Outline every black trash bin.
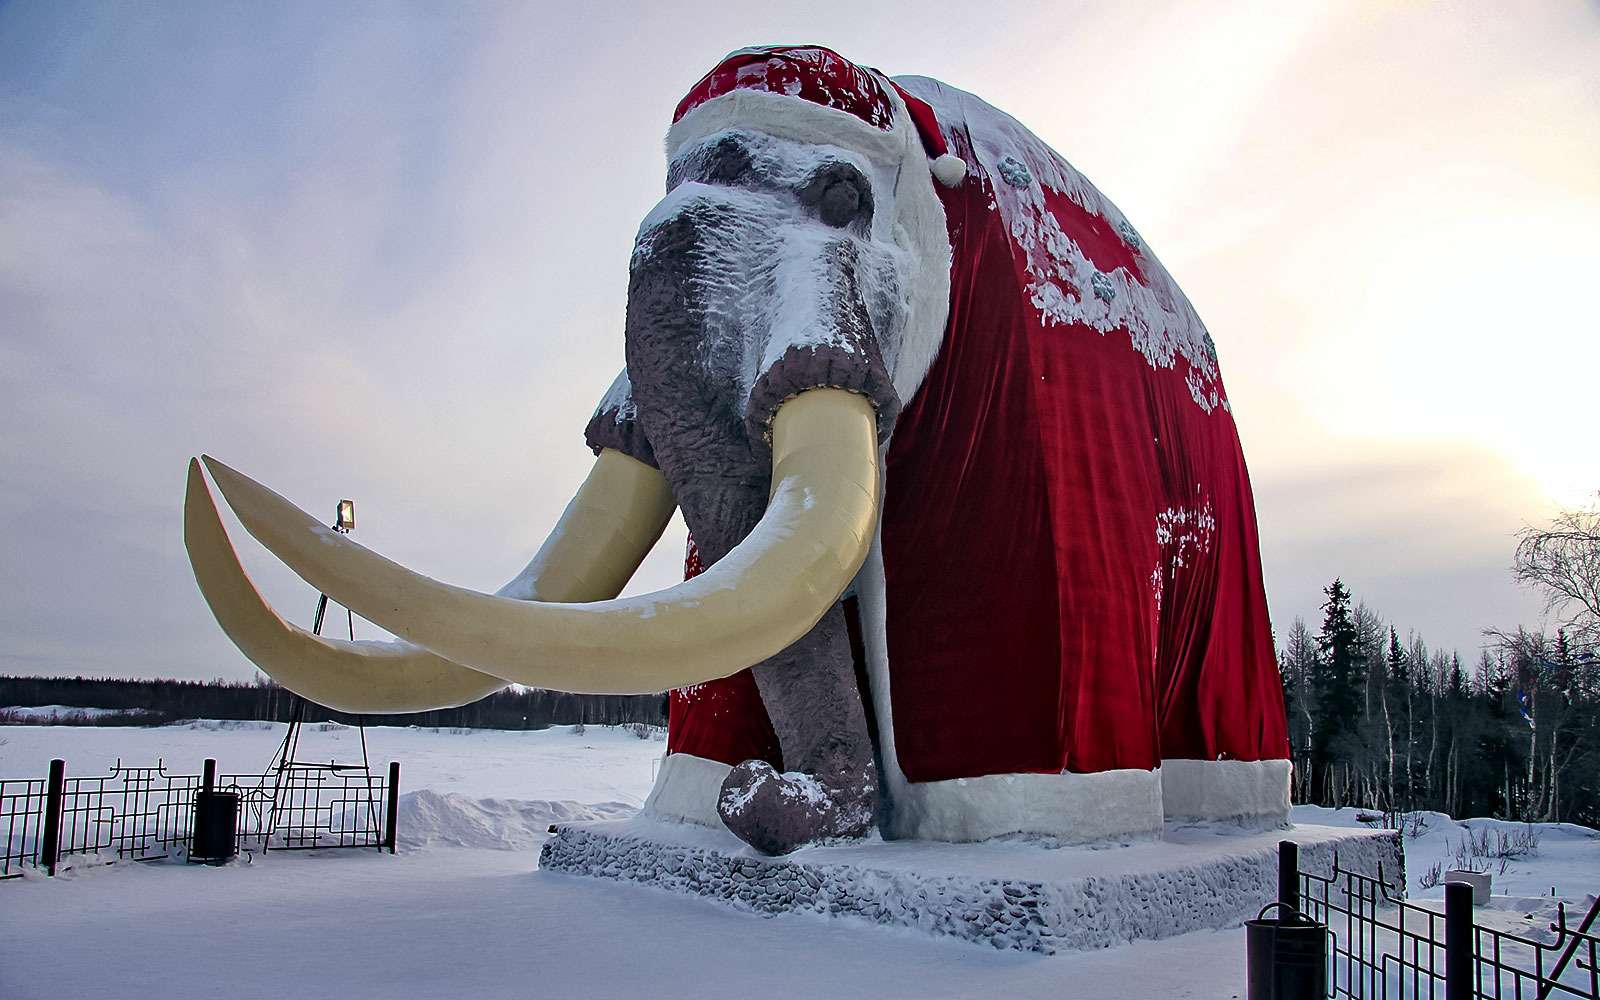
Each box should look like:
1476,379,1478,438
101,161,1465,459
190,790,239,864
1246,902,1327,1000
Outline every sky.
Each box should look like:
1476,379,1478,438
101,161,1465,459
1,0,1596,682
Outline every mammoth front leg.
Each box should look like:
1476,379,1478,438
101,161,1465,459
717,604,878,854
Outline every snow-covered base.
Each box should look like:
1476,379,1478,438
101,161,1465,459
540,817,1402,954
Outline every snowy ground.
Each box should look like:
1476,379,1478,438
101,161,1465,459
1,722,1596,999
1293,803,1599,902
0,718,666,805
0,704,155,723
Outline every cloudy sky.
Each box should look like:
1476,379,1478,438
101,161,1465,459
2,1,1595,681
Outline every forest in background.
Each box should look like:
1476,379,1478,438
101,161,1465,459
1281,496,1600,828
0,674,666,731
1277,579,1598,828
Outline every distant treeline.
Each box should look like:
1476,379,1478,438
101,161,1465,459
1280,578,1599,829
0,674,668,730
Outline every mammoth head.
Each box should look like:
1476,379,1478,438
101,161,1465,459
622,64,964,445
183,47,962,711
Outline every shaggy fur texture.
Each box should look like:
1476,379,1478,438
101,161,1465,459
621,201,881,854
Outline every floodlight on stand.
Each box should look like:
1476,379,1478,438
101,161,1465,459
312,499,357,639
263,491,376,852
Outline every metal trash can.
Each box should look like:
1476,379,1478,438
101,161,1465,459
190,790,239,863
1246,901,1327,1000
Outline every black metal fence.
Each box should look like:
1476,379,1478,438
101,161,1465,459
1275,840,1598,999
2,756,400,879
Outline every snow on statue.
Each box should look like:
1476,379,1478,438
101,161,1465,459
183,46,1291,856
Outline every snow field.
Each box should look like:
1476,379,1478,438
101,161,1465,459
1292,804,1599,902
1,722,1595,999
0,718,666,804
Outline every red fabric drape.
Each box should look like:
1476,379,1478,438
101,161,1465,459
661,50,1289,780
879,79,1289,779
666,536,783,767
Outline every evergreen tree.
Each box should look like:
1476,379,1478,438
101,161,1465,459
1311,579,1361,802
1384,627,1409,809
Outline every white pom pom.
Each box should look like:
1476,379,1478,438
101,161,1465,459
930,153,967,187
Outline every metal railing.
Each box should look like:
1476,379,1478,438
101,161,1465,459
0,775,49,878
2,756,400,879
1275,840,1599,999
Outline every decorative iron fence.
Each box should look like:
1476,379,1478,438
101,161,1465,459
1273,840,1599,999
0,775,49,878
1,756,400,879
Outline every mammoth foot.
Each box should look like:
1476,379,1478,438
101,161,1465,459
717,758,877,855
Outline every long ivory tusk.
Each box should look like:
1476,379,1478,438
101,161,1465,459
184,449,677,711
203,388,879,694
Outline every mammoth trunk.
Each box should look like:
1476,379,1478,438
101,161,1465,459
621,185,883,853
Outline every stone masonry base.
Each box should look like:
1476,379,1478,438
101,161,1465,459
538,817,1402,955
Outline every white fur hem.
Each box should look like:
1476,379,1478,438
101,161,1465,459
667,89,903,166
1160,758,1291,826
891,767,1165,844
639,753,1292,840
641,752,731,828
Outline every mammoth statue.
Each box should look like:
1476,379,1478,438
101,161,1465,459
186,46,1291,856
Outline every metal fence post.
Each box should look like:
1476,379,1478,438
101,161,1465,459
383,761,400,854
1278,840,1300,915
39,759,65,876
201,758,216,795
1445,880,1474,1000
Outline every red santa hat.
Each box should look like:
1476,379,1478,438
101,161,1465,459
672,45,967,187
665,45,960,406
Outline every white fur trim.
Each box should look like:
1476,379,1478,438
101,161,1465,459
667,89,902,166
1160,758,1292,826
893,767,1165,844
930,153,967,187
665,87,952,405
854,503,910,825
641,752,732,828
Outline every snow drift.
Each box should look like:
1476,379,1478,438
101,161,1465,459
397,790,637,851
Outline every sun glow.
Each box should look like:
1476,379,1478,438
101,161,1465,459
1311,207,1600,509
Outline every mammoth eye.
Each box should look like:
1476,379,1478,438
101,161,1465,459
818,180,861,227
800,163,871,228
703,135,755,184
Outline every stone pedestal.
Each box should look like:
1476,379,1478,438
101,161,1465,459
539,817,1402,954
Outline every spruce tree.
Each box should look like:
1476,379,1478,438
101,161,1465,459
1384,627,1408,809
1311,578,1361,802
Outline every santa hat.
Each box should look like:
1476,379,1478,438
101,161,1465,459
672,45,966,187
885,80,968,187
666,45,959,405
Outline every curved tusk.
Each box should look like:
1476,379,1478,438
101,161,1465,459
185,458,504,713
494,449,681,604
203,388,880,694
185,448,678,712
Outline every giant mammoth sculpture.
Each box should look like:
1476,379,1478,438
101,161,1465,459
186,45,1291,856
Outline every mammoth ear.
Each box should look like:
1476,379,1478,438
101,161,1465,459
584,369,658,471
